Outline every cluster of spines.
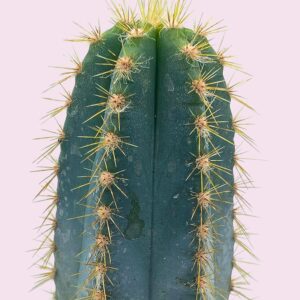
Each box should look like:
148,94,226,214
180,23,255,299
32,150,62,290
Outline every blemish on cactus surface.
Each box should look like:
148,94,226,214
125,194,145,240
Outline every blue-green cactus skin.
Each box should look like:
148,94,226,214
76,28,157,299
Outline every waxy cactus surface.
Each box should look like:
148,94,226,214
34,1,255,299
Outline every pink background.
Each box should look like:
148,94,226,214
1,0,300,299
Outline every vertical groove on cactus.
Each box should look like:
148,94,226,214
34,1,255,299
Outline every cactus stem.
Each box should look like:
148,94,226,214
66,22,102,44
35,4,255,297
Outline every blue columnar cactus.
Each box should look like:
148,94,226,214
34,1,255,299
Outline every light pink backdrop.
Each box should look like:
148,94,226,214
1,0,300,299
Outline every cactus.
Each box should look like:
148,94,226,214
34,1,255,299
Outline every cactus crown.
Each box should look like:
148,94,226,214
33,1,255,299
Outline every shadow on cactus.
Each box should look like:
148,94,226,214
33,0,256,299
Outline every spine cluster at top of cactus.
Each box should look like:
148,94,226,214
33,1,255,299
